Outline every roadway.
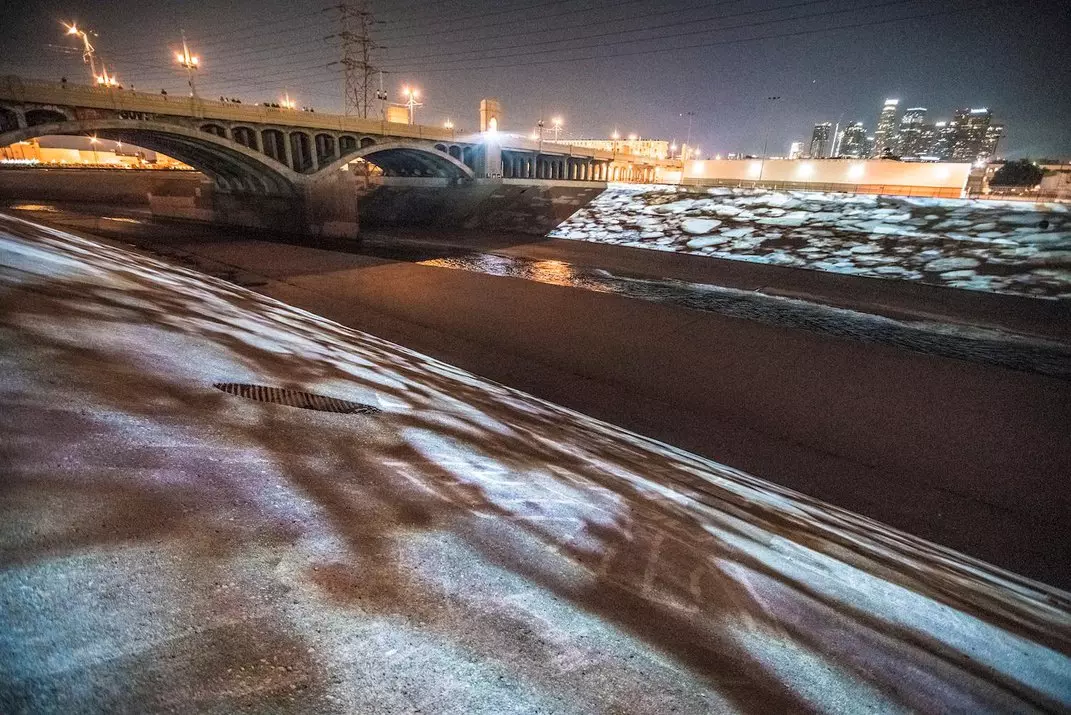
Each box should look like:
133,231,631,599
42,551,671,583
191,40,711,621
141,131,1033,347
1,211,1069,713
8,203,1070,590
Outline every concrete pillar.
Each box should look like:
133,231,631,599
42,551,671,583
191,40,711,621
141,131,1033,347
252,128,262,153
282,132,293,170
309,136,319,172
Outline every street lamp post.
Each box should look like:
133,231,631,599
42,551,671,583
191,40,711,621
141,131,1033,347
88,135,100,165
551,116,563,142
758,96,781,184
175,31,200,98
402,86,422,125
64,23,98,84
680,111,695,160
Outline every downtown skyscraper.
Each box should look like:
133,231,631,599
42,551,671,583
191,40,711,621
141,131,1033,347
872,99,900,157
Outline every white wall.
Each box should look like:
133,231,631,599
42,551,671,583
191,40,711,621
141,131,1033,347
683,159,972,195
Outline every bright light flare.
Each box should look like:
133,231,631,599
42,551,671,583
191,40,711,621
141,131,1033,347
552,116,562,128
443,119,453,129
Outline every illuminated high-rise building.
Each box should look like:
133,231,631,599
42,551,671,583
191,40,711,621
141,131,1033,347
788,141,804,160
949,107,993,161
810,122,833,158
872,98,900,157
982,123,1005,160
839,122,868,158
896,107,928,157
929,121,952,158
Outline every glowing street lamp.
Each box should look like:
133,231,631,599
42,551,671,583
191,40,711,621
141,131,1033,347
443,119,453,129
95,61,119,87
402,86,423,125
551,116,563,141
175,31,200,98
64,22,98,83
280,92,296,110
88,135,100,165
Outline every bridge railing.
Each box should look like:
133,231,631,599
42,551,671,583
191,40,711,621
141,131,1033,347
0,75,469,141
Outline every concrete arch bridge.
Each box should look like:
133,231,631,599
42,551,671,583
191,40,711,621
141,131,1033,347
0,76,677,236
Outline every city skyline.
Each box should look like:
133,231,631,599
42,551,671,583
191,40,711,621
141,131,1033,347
0,0,1069,159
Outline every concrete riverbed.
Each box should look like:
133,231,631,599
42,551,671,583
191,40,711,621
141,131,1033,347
6,204,1070,591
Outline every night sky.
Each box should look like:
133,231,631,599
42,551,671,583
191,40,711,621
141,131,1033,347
2,0,1069,158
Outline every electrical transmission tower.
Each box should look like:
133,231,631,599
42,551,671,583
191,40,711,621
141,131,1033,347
332,2,379,118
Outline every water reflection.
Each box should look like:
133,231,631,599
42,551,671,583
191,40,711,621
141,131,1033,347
419,251,1071,380
420,255,617,294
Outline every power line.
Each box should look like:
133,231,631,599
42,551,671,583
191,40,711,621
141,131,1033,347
385,1,1008,74
381,0,850,65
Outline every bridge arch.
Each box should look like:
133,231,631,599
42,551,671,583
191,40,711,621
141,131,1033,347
0,118,301,195
25,107,71,127
312,140,477,182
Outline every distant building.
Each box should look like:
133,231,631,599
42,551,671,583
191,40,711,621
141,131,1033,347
982,123,1005,159
788,141,804,160
385,105,410,124
872,98,900,157
930,121,954,158
547,138,671,160
0,138,191,169
810,122,833,158
838,122,868,158
896,107,928,157
949,107,993,161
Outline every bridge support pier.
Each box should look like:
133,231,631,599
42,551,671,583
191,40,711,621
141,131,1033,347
147,173,361,240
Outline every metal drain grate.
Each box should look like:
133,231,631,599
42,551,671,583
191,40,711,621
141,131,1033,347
213,383,381,415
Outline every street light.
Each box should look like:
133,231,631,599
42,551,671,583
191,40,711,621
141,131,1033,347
95,61,119,87
759,96,782,184
175,31,199,98
64,22,98,83
402,86,423,125
88,135,100,165
443,119,453,129
280,92,296,110
551,116,563,142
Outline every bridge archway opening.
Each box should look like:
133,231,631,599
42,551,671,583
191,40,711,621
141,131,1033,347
261,129,285,163
289,132,313,172
314,140,477,183
0,107,18,133
0,119,299,196
232,126,257,149
339,135,357,155
200,123,226,138
359,137,376,148
315,133,336,163
25,108,68,127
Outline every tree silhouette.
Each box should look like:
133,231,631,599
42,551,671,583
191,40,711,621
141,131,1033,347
991,160,1044,187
